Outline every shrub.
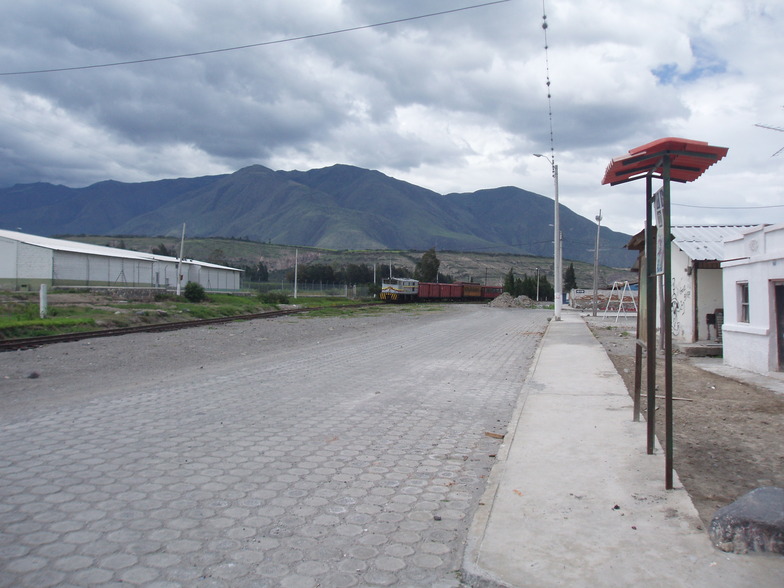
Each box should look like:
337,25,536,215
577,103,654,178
183,282,207,302
258,291,289,305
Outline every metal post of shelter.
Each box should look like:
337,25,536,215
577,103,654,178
662,155,675,489
645,175,657,454
601,137,728,490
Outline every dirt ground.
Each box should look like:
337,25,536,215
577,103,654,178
584,315,784,529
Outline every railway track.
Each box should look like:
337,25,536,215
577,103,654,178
0,306,324,352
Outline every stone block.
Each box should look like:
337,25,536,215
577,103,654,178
709,487,784,555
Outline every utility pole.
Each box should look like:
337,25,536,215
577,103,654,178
534,154,562,320
592,210,602,317
176,223,185,296
294,248,298,299
535,267,540,302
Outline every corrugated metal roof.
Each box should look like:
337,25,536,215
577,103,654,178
671,225,754,261
0,229,241,272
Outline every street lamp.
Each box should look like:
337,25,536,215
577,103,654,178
534,153,561,320
592,210,602,317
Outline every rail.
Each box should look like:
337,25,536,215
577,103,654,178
0,305,370,352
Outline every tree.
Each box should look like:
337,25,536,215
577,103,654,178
151,243,176,257
538,274,554,301
503,268,516,295
414,248,440,282
564,263,577,291
243,261,269,282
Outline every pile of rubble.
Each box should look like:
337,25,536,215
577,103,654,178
488,292,536,308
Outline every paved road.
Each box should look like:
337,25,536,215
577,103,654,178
0,305,549,587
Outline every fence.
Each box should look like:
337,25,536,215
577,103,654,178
245,281,372,299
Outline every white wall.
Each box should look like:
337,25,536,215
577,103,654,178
0,237,18,281
671,247,693,342
0,240,54,289
722,224,784,373
1,233,241,291
695,267,723,341
671,246,725,343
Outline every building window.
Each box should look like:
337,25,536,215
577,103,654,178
738,282,749,323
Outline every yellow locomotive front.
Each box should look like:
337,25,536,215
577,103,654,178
380,278,419,302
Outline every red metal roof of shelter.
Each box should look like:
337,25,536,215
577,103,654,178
601,137,728,186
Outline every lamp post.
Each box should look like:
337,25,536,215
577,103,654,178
534,153,561,320
592,210,602,317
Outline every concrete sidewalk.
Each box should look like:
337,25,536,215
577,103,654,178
462,313,783,587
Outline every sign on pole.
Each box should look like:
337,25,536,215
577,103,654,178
654,187,665,275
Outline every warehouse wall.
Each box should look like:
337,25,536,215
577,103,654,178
0,239,54,290
1,235,241,292
53,251,158,287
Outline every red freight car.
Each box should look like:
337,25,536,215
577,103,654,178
418,282,462,299
481,285,503,299
417,282,440,299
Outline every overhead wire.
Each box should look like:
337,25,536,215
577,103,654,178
672,202,784,210
0,0,511,76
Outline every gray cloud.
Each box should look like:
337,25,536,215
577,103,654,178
0,0,782,234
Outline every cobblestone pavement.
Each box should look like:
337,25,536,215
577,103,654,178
0,305,549,587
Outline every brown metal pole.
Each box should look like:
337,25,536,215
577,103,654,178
663,156,674,490
645,175,657,454
633,340,643,422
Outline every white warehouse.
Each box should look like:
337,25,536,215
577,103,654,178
0,230,242,292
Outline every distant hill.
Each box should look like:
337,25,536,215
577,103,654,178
0,164,635,267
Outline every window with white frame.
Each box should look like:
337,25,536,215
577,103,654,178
738,282,749,323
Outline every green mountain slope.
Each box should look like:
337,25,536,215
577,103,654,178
0,164,635,267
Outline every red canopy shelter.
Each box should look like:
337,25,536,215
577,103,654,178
602,137,728,489
602,137,728,186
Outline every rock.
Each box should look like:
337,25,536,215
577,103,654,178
709,487,784,555
488,292,535,309
489,292,515,308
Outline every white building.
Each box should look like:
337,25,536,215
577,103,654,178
721,224,784,374
0,230,242,292
669,226,751,343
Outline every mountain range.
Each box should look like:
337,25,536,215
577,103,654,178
0,164,635,267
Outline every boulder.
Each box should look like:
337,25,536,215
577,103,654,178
709,487,784,555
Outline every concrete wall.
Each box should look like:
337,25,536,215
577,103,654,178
722,224,784,374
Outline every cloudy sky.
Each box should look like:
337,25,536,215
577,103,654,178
1,0,782,235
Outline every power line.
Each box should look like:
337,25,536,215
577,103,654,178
673,202,784,210
0,1,511,76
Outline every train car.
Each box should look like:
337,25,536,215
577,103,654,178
459,282,483,299
382,278,503,303
439,283,463,299
380,277,419,302
417,281,440,299
417,282,462,300
481,285,503,299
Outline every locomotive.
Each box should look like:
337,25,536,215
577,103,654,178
380,277,502,302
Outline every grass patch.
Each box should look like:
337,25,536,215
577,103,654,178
0,292,381,339
0,317,98,339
